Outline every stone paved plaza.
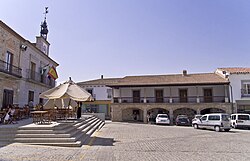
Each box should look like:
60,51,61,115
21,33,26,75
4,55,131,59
0,121,250,161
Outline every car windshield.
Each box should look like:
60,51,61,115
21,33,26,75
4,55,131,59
195,115,202,119
158,115,168,118
177,115,188,118
238,115,250,120
178,118,188,121
222,115,230,121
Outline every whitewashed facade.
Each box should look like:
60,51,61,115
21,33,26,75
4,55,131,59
77,77,118,119
0,20,58,109
216,68,250,113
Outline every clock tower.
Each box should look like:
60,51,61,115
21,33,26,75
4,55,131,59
36,7,50,56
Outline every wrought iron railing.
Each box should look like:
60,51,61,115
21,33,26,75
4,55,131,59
26,69,55,87
241,89,250,97
113,96,227,103
0,59,22,78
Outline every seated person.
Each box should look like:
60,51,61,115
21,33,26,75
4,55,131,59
4,105,17,124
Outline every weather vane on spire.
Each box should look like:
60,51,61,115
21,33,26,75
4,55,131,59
40,7,49,40
43,7,49,20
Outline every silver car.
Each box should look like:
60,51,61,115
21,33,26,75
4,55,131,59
193,113,231,132
156,114,170,125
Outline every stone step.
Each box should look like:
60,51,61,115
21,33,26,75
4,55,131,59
1,116,104,147
17,129,56,134
15,117,96,135
76,119,104,144
14,137,77,143
24,141,82,147
15,133,71,138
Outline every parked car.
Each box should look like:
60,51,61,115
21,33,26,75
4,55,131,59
193,113,231,132
231,113,250,129
156,114,170,125
192,114,202,126
176,115,190,126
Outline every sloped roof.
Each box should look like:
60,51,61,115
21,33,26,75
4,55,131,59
107,73,229,87
217,67,250,74
77,78,121,86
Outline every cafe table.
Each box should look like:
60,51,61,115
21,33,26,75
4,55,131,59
30,111,48,124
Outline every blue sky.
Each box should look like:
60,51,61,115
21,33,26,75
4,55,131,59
1,0,250,83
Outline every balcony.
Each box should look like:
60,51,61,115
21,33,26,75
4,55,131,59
26,69,55,87
0,60,22,78
113,96,226,103
241,89,250,97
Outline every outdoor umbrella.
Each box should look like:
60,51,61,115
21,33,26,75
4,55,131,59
40,77,93,107
43,98,78,110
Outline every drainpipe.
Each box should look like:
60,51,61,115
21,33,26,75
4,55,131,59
229,83,234,114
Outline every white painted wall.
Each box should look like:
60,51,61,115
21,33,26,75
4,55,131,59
17,40,58,107
114,85,226,98
216,69,250,103
81,85,112,100
228,74,250,103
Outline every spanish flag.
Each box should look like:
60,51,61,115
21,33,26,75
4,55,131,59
48,66,58,80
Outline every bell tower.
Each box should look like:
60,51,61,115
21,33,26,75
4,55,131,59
40,7,49,40
36,7,50,56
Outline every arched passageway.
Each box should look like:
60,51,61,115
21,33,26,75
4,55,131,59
173,108,196,123
147,108,169,123
122,108,143,122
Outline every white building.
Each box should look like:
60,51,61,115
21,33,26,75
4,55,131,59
77,76,120,119
0,17,59,109
216,68,250,114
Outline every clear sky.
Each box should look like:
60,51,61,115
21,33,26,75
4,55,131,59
1,0,249,83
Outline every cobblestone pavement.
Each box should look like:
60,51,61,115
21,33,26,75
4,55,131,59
0,122,250,161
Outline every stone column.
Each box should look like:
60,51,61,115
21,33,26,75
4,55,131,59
196,86,200,103
169,108,174,125
196,109,200,115
118,88,122,103
169,87,173,103
143,108,147,123
143,88,147,103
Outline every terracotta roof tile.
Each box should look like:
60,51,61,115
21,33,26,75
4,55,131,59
217,67,250,74
77,78,121,86
107,73,229,87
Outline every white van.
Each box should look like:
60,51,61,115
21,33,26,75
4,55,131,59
193,113,231,132
231,113,250,129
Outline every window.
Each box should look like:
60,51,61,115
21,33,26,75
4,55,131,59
107,89,112,99
201,116,207,121
238,115,250,120
133,90,140,103
155,89,164,103
208,115,220,121
222,115,229,121
5,51,13,72
28,91,34,103
204,89,213,102
242,81,250,96
87,89,93,95
30,62,36,80
2,89,13,108
179,89,188,103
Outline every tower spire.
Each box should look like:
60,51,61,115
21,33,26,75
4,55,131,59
40,7,49,40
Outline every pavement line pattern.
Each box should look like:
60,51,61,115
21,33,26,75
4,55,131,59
79,131,101,160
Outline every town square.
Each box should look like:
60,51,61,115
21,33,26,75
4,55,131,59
0,1,250,161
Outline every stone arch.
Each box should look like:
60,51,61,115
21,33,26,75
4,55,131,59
147,107,169,122
200,108,226,115
173,108,196,122
122,107,143,122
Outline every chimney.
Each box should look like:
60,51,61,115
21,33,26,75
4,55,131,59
182,70,187,76
101,75,104,79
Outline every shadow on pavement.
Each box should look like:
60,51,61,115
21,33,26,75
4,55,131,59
88,137,116,146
